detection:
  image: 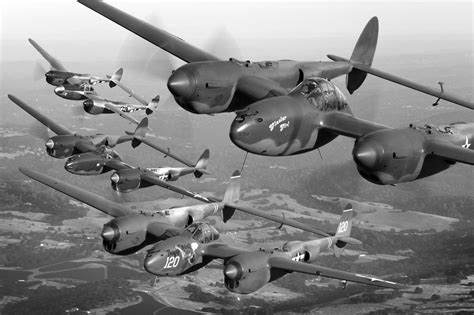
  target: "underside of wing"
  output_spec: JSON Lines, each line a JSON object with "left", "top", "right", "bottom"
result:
{"left": 426, "top": 140, "right": 474, "bottom": 165}
{"left": 321, "top": 111, "right": 389, "bottom": 139}
{"left": 78, "top": 0, "right": 220, "bottom": 63}
{"left": 8, "top": 94, "right": 74, "bottom": 136}
{"left": 268, "top": 257, "right": 404, "bottom": 289}
{"left": 224, "top": 202, "right": 331, "bottom": 237}
{"left": 201, "top": 243, "right": 248, "bottom": 259}
{"left": 328, "top": 55, "right": 474, "bottom": 110}
{"left": 104, "top": 103, "right": 140, "bottom": 125}
{"left": 19, "top": 167, "right": 132, "bottom": 218}
{"left": 140, "top": 171, "right": 213, "bottom": 204}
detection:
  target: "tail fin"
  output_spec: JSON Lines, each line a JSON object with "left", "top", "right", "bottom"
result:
{"left": 222, "top": 170, "right": 241, "bottom": 222}
{"left": 333, "top": 203, "right": 362, "bottom": 257}
{"left": 194, "top": 149, "right": 210, "bottom": 178}
{"left": 131, "top": 117, "right": 148, "bottom": 148}
{"left": 109, "top": 68, "right": 123, "bottom": 88}
{"left": 346, "top": 17, "right": 378, "bottom": 94}
{"left": 327, "top": 17, "right": 378, "bottom": 94}
{"left": 28, "top": 38, "right": 67, "bottom": 71}
{"left": 146, "top": 95, "right": 160, "bottom": 115}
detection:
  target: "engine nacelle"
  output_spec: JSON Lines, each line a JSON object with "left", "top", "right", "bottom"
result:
{"left": 83, "top": 99, "right": 108, "bottom": 115}
{"left": 352, "top": 128, "right": 451, "bottom": 185}
{"left": 101, "top": 214, "right": 153, "bottom": 255}
{"left": 110, "top": 169, "right": 152, "bottom": 193}
{"left": 223, "top": 251, "right": 273, "bottom": 294}
{"left": 45, "top": 135, "right": 94, "bottom": 158}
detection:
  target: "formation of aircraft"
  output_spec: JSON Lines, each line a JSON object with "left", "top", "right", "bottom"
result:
{"left": 78, "top": 0, "right": 474, "bottom": 186}
{"left": 15, "top": 0, "right": 474, "bottom": 296}
{"left": 144, "top": 205, "right": 402, "bottom": 294}
{"left": 30, "top": 38, "right": 159, "bottom": 124}
{"left": 19, "top": 167, "right": 403, "bottom": 292}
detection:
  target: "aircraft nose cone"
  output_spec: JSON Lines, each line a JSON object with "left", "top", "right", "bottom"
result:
{"left": 101, "top": 226, "right": 116, "bottom": 241}
{"left": 224, "top": 263, "right": 241, "bottom": 280}
{"left": 64, "top": 159, "right": 76, "bottom": 171}
{"left": 45, "top": 139, "right": 54, "bottom": 149}
{"left": 143, "top": 254, "right": 161, "bottom": 275}
{"left": 83, "top": 99, "right": 93, "bottom": 110}
{"left": 353, "top": 141, "right": 381, "bottom": 170}
{"left": 167, "top": 69, "right": 195, "bottom": 98}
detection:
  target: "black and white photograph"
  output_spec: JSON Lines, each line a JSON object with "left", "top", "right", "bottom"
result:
{"left": 1, "top": 0, "right": 473, "bottom": 313}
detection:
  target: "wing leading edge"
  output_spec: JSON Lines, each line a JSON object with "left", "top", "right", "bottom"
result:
{"left": 78, "top": 0, "right": 220, "bottom": 63}
{"left": 269, "top": 256, "right": 404, "bottom": 289}
{"left": 19, "top": 167, "right": 132, "bottom": 218}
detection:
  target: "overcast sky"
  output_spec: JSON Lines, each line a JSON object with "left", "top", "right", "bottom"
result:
{"left": 1, "top": 0, "right": 472, "bottom": 62}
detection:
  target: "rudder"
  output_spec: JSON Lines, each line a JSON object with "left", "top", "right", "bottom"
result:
{"left": 222, "top": 170, "right": 241, "bottom": 222}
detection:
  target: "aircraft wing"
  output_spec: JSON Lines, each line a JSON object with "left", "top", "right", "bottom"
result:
{"left": 426, "top": 140, "right": 474, "bottom": 165}
{"left": 28, "top": 38, "right": 67, "bottom": 72}
{"left": 140, "top": 170, "right": 213, "bottom": 203}
{"left": 328, "top": 55, "right": 474, "bottom": 110}
{"left": 19, "top": 167, "right": 132, "bottom": 218}
{"left": 147, "top": 221, "right": 182, "bottom": 239}
{"left": 104, "top": 103, "right": 141, "bottom": 125}
{"left": 268, "top": 256, "right": 404, "bottom": 289}
{"left": 78, "top": 0, "right": 220, "bottom": 63}
{"left": 200, "top": 243, "right": 248, "bottom": 259}
{"left": 235, "top": 76, "right": 288, "bottom": 103}
{"left": 8, "top": 94, "right": 74, "bottom": 136}
{"left": 320, "top": 111, "right": 389, "bottom": 139}
{"left": 135, "top": 136, "right": 195, "bottom": 167}
{"left": 112, "top": 80, "right": 149, "bottom": 106}
{"left": 224, "top": 202, "right": 331, "bottom": 238}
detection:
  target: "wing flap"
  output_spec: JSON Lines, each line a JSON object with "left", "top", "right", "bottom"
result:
{"left": 268, "top": 257, "right": 404, "bottom": 289}
{"left": 427, "top": 140, "right": 474, "bottom": 165}
{"left": 328, "top": 55, "right": 474, "bottom": 110}
{"left": 321, "top": 111, "right": 389, "bottom": 139}
{"left": 78, "top": 0, "right": 219, "bottom": 63}
{"left": 19, "top": 167, "right": 132, "bottom": 218}
{"left": 9, "top": 95, "right": 74, "bottom": 136}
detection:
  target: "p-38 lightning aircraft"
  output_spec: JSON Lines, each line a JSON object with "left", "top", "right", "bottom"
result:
{"left": 8, "top": 94, "right": 147, "bottom": 162}
{"left": 29, "top": 38, "right": 122, "bottom": 88}
{"left": 143, "top": 205, "right": 403, "bottom": 294}
{"left": 78, "top": 0, "right": 473, "bottom": 115}
{"left": 19, "top": 168, "right": 332, "bottom": 256}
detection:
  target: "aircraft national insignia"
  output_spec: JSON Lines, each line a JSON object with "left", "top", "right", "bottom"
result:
{"left": 462, "top": 136, "right": 471, "bottom": 149}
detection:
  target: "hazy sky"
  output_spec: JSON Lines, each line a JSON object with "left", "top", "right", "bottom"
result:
{"left": 1, "top": 0, "right": 472, "bottom": 62}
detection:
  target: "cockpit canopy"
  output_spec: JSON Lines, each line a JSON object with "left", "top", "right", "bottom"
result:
{"left": 184, "top": 222, "right": 220, "bottom": 243}
{"left": 292, "top": 77, "right": 347, "bottom": 111}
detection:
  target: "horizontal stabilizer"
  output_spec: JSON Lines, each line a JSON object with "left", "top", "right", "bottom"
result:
{"left": 328, "top": 54, "right": 474, "bottom": 110}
